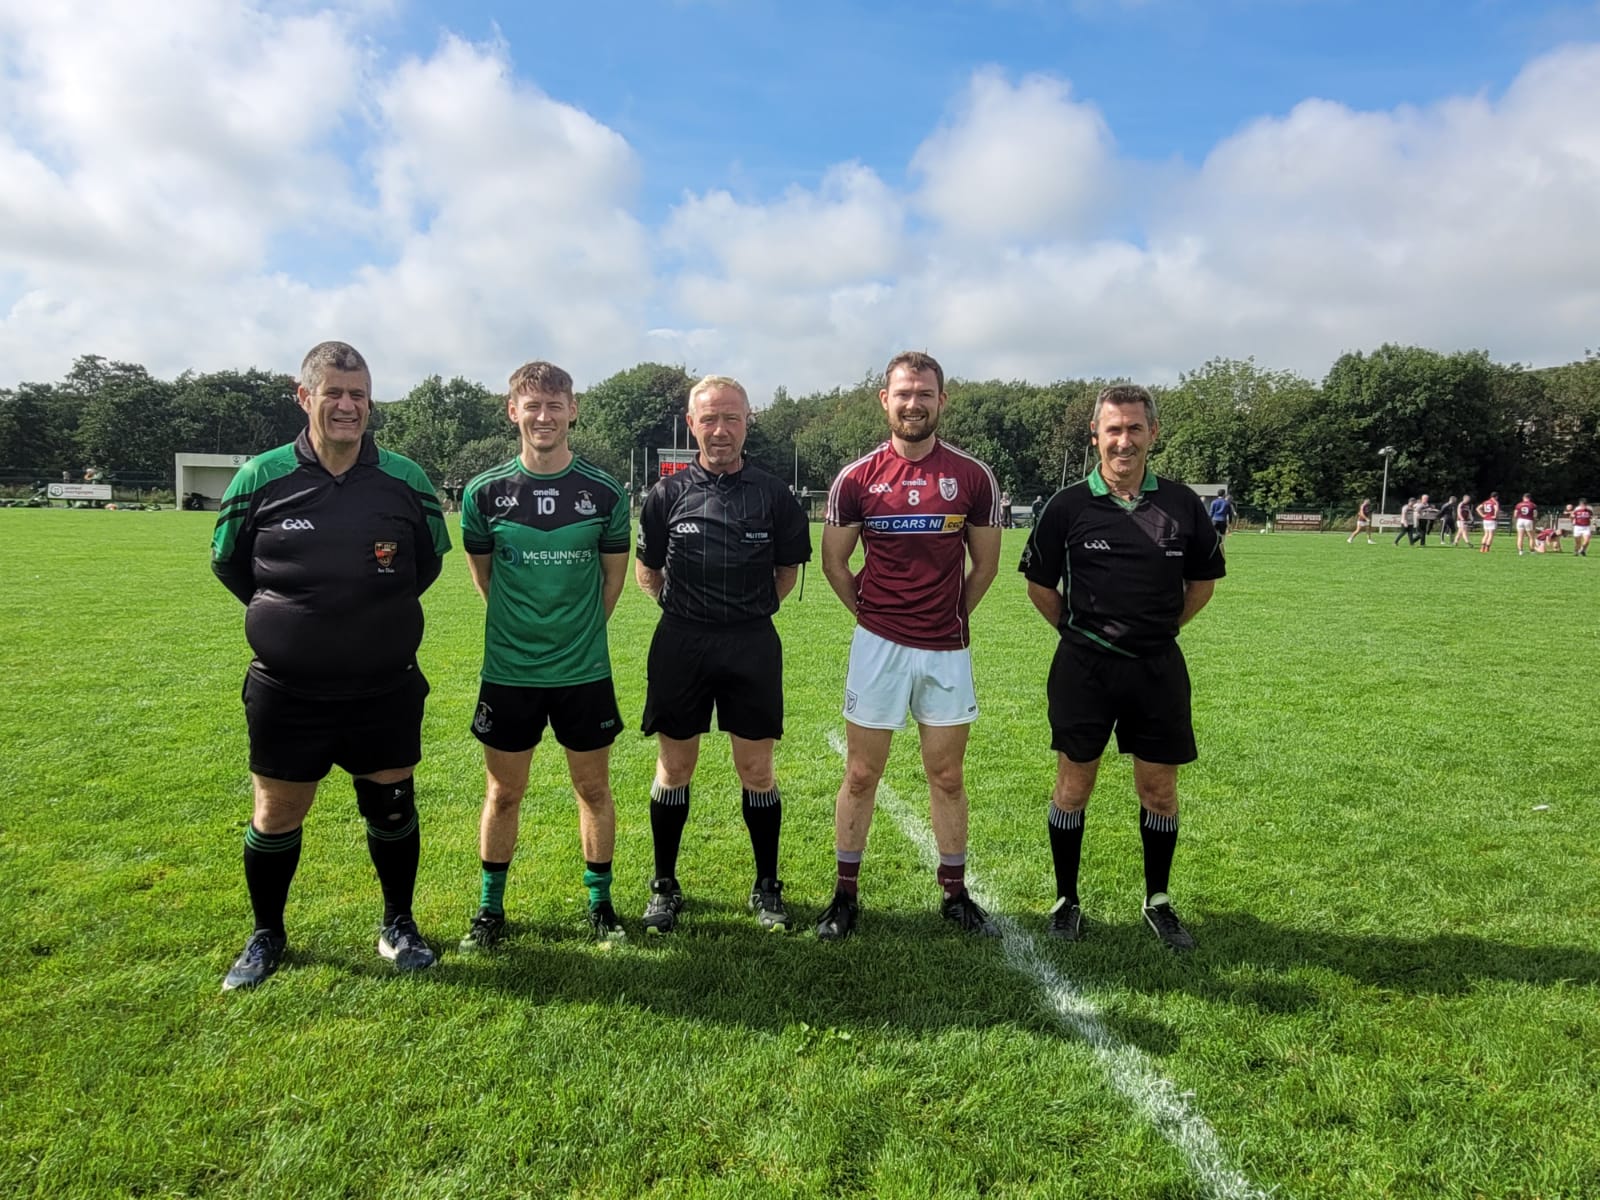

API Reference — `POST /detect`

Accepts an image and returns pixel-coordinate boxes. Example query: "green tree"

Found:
[170,368,302,456]
[578,364,694,478]
[378,375,503,482]
[68,356,180,477]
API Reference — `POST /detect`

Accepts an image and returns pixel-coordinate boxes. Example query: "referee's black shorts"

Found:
[243,668,428,782]
[642,615,784,741]
[1047,638,1196,765]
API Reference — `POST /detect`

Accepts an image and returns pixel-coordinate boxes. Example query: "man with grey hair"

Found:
[1018,383,1224,951]
[634,375,812,935]
[211,340,452,989]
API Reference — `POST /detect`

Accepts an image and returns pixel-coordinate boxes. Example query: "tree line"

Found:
[2,347,1597,511]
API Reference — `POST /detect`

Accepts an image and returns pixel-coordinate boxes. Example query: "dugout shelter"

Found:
[174,453,253,511]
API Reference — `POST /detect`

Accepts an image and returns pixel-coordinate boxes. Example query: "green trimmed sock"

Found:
[584,860,613,908]
[480,859,510,915]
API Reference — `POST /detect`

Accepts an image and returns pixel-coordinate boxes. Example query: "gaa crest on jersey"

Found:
[575,490,597,516]
[939,477,958,501]
[373,541,398,571]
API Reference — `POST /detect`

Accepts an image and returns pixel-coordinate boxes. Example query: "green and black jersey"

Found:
[211,430,451,698]
[462,455,630,687]
[1019,466,1225,657]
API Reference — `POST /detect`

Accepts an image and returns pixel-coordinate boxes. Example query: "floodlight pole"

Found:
[1379,445,1396,515]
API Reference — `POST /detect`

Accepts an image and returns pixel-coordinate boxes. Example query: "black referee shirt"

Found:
[637,459,811,625]
[1019,467,1224,657]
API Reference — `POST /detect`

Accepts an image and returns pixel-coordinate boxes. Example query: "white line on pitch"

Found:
[826,729,1269,1200]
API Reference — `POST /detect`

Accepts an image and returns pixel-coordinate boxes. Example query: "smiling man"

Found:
[211,341,451,990]
[457,361,631,949]
[634,375,812,935]
[1018,384,1224,951]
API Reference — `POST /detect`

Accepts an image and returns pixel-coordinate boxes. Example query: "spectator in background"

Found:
[1394,497,1417,546]
[1437,495,1457,545]
[1000,490,1013,528]
[1208,489,1235,541]
[1412,494,1436,546]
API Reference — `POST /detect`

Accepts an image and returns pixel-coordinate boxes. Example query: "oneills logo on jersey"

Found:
[864,514,966,534]
[939,477,958,501]
[374,541,398,571]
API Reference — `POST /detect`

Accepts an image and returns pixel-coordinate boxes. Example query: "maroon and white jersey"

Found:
[1573,505,1592,529]
[827,439,999,650]
[1514,500,1537,521]
[1480,498,1500,519]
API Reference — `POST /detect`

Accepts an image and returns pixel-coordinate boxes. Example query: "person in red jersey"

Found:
[1572,499,1592,557]
[1452,494,1474,547]
[1477,493,1500,553]
[816,351,1003,941]
[1513,494,1538,556]
[1347,498,1374,544]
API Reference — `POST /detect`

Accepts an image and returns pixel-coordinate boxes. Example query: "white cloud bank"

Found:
[1,2,1597,404]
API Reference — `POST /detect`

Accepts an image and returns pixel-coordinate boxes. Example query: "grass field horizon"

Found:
[2,510,1596,1199]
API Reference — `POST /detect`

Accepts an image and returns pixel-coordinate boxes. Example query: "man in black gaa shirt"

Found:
[211,341,451,989]
[1019,384,1224,951]
[635,375,812,935]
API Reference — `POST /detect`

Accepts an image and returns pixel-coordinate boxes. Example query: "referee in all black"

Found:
[634,375,812,935]
[211,341,451,989]
[1018,383,1224,950]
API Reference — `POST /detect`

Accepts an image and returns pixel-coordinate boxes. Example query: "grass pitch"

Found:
[1,511,1597,1199]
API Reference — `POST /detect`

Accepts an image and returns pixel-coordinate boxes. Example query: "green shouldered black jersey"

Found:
[462,455,630,687]
[211,430,451,698]
[1019,467,1224,657]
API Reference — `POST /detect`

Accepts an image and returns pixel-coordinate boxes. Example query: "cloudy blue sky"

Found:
[2,0,1597,402]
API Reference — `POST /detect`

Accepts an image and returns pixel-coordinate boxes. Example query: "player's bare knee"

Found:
[844,759,884,799]
[924,763,965,800]
[484,780,525,816]
[1135,782,1178,816]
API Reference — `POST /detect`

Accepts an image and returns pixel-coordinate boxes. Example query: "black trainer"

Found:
[1142,896,1196,951]
[222,929,286,991]
[748,877,790,933]
[941,888,1001,937]
[1047,898,1084,942]
[378,915,437,971]
[814,890,860,941]
[588,900,627,942]
[458,908,506,952]
[641,877,683,936]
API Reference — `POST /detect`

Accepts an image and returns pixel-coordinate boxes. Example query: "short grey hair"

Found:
[300,341,370,392]
[1090,383,1158,430]
[688,374,749,414]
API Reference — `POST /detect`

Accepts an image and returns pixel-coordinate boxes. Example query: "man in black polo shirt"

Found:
[211,341,451,989]
[1019,384,1224,951]
[634,375,812,935]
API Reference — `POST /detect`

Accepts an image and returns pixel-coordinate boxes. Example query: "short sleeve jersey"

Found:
[1480,498,1500,519]
[826,439,1000,651]
[1572,505,1592,529]
[636,459,811,626]
[1019,467,1225,658]
[211,430,451,698]
[462,455,630,687]
[1515,500,1537,521]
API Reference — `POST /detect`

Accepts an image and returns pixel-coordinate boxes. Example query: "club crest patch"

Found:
[939,477,958,501]
[374,541,398,571]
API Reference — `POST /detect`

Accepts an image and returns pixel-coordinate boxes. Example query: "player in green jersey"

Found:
[458,362,632,947]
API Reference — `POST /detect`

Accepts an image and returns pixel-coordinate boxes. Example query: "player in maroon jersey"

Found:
[1513,494,1538,556]
[1347,498,1374,544]
[816,351,1003,940]
[1572,499,1592,557]
[1451,494,1474,547]
[1476,493,1500,553]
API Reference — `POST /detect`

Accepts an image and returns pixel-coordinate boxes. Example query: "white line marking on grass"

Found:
[826,730,1269,1200]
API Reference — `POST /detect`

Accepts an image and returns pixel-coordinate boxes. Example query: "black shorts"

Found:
[642,616,783,741]
[1212,520,1228,538]
[471,677,621,753]
[244,669,428,782]
[1046,639,1196,765]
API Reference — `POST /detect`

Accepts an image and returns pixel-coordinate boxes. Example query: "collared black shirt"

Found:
[1019,467,1224,657]
[637,459,811,625]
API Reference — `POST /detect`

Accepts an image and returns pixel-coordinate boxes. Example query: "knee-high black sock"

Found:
[649,782,690,881]
[356,777,420,926]
[1139,807,1178,900]
[243,823,302,936]
[1047,805,1085,904]
[741,787,781,881]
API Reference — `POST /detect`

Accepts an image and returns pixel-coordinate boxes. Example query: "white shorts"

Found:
[1516,518,1534,533]
[1483,521,1498,533]
[1575,526,1592,540]
[843,625,978,730]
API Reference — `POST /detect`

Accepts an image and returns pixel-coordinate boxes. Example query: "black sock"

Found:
[357,777,420,926]
[1139,807,1178,900]
[649,782,690,880]
[243,823,302,937]
[741,787,781,881]
[1046,805,1084,905]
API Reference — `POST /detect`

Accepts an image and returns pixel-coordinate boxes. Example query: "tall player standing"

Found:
[817,352,1003,940]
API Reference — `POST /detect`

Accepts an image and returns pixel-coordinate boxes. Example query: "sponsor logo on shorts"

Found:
[374,541,398,570]
[281,518,315,531]
[473,702,493,734]
[939,478,958,501]
[1083,539,1110,551]
[674,522,701,534]
[1165,550,1183,557]
[575,490,597,516]
[599,717,617,729]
